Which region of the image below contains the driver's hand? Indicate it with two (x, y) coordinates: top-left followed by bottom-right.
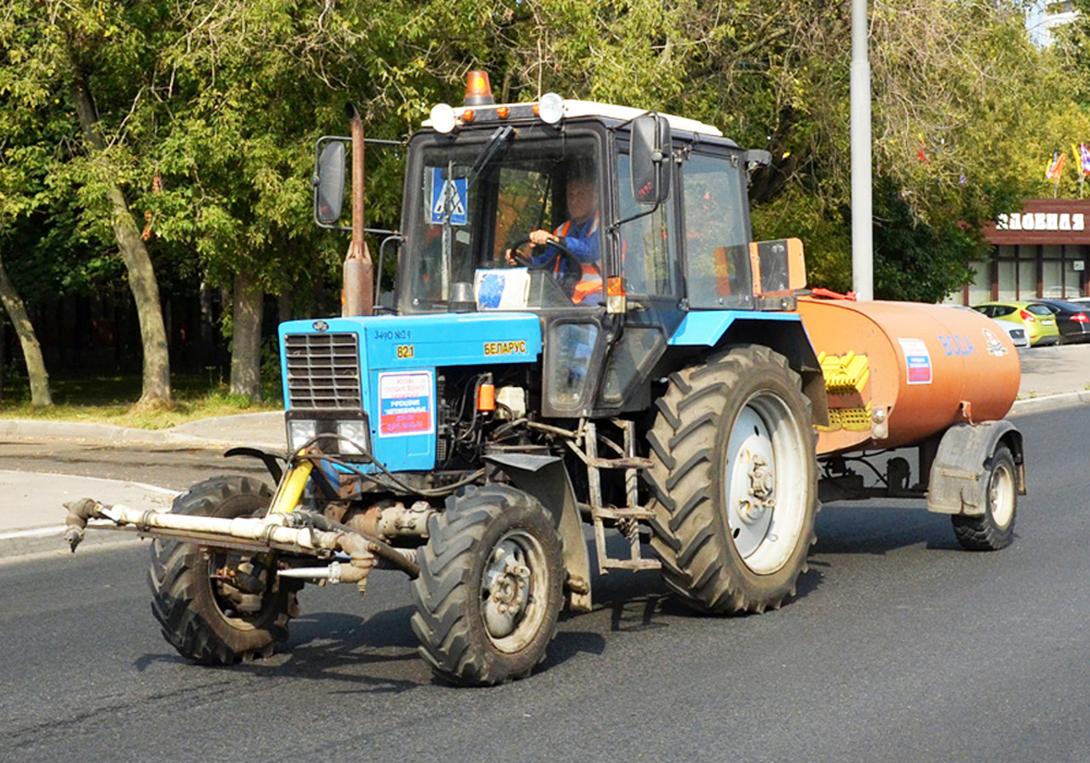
(529, 229), (557, 246)
(504, 248), (522, 266)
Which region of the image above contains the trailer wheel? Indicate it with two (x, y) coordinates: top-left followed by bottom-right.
(646, 345), (818, 614)
(410, 484), (565, 686)
(951, 445), (1016, 551)
(148, 476), (298, 664)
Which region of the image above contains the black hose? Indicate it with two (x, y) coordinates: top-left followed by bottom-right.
(293, 510), (420, 578)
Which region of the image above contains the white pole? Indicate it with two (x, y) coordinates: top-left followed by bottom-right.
(851, 0), (874, 300)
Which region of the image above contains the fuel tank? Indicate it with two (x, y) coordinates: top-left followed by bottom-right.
(796, 296), (1021, 456)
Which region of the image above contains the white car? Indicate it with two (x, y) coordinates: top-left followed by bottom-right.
(947, 304), (1029, 349)
(993, 320), (1030, 349)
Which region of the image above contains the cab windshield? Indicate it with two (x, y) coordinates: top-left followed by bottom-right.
(401, 131), (601, 313)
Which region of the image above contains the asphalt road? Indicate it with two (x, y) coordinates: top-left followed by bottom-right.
(0, 404), (1087, 762)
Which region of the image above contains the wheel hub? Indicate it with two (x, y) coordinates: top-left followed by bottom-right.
(725, 407), (777, 559)
(738, 455), (776, 524)
(482, 541), (532, 639)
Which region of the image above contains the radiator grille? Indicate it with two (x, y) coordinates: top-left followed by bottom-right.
(284, 332), (362, 410)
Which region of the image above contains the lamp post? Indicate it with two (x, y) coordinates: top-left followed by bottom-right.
(851, 0), (874, 301)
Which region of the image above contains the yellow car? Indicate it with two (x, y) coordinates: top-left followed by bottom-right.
(971, 301), (1060, 346)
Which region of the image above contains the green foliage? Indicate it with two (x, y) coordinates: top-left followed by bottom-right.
(871, 178), (976, 303)
(2, 0), (1089, 364)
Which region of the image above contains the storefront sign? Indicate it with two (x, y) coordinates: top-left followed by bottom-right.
(995, 211), (1085, 232)
(984, 199), (1090, 245)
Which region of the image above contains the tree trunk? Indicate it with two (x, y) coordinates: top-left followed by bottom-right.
(69, 72), (171, 409)
(0, 249), (52, 407)
(230, 271), (263, 402)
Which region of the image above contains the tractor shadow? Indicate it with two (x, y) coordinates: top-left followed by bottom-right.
(813, 500), (969, 556)
(133, 506), (964, 687)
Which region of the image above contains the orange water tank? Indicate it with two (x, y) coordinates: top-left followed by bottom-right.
(796, 296), (1021, 456)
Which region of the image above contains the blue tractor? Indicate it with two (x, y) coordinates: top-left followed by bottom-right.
(72, 74), (840, 685)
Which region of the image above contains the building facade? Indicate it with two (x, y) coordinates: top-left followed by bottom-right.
(961, 198), (1090, 304)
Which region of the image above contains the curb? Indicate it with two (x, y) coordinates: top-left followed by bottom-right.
(1010, 390), (1090, 417)
(0, 416), (283, 452)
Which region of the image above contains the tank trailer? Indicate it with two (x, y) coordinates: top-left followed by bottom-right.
(65, 72), (1025, 686)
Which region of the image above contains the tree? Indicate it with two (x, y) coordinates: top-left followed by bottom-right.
(1, 0), (173, 407)
(0, 29), (53, 407)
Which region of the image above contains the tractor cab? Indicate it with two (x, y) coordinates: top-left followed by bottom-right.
(313, 71), (806, 419)
(389, 74), (782, 415)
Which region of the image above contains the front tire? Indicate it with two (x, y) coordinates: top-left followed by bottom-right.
(410, 484), (565, 686)
(646, 345), (818, 614)
(951, 445), (1016, 551)
(149, 476), (299, 664)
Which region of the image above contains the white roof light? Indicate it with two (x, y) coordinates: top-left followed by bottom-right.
(429, 103), (457, 134)
(538, 93), (564, 125)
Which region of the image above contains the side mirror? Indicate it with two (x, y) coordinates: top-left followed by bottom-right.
(314, 139), (346, 226)
(630, 115), (672, 205)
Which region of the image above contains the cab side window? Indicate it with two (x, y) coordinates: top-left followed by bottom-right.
(682, 153), (752, 309)
(615, 153), (676, 297)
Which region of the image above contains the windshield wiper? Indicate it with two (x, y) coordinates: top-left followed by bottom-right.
(467, 125), (514, 186)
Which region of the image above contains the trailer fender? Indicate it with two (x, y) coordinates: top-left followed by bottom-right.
(927, 421), (1025, 516)
(482, 453), (592, 612)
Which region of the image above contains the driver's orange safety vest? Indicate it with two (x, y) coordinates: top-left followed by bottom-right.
(554, 212), (602, 305)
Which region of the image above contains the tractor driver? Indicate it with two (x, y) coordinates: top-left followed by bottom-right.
(506, 171), (602, 305)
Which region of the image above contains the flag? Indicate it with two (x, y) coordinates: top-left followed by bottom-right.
(1080, 144), (1090, 176)
(1072, 144), (1083, 176)
(1047, 151), (1067, 181)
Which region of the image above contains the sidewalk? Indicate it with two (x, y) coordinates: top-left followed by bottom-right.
(0, 345), (1087, 557)
(0, 410), (285, 453)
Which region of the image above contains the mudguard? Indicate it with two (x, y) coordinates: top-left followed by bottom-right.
(482, 452), (592, 612)
(927, 421), (1026, 516)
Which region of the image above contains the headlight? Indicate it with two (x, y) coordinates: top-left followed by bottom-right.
(337, 420), (370, 455)
(537, 93), (564, 125)
(287, 419), (316, 453)
(429, 103), (457, 134)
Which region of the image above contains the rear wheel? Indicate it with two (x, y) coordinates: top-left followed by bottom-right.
(410, 484), (565, 686)
(952, 445), (1016, 551)
(646, 345), (818, 614)
(149, 476), (299, 664)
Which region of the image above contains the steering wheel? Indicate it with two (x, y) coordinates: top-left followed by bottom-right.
(507, 236), (602, 300)
(507, 236), (578, 271)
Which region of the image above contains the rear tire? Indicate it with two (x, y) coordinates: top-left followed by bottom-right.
(646, 345), (818, 614)
(148, 476), (298, 664)
(952, 445), (1016, 551)
(410, 484), (565, 686)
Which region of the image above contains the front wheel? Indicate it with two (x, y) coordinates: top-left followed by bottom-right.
(148, 476), (299, 664)
(410, 484), (565, 686)
(951, 445), (1017, 551)
(646, 345), (818, 614)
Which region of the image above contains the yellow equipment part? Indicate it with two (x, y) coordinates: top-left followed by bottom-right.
(818, 351), (871, 396)
(267, 457), (315, 514)
(818, 403), (873, 432)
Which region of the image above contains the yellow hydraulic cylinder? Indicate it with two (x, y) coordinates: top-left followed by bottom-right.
(267, 457), (315, 515)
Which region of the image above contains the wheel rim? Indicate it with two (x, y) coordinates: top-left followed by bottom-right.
(989, 460), (1016, 529)
(480, 530), (549, 653)
(724, 391), (810, 574)
(206, 550), (266, 630)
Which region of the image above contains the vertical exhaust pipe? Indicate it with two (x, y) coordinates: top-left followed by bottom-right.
(343, 103), (374, 317)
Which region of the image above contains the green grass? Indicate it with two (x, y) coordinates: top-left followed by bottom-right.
(0, 374), (282, 430)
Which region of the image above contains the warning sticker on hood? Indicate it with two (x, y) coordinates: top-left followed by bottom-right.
(378, 371), (434, 437)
